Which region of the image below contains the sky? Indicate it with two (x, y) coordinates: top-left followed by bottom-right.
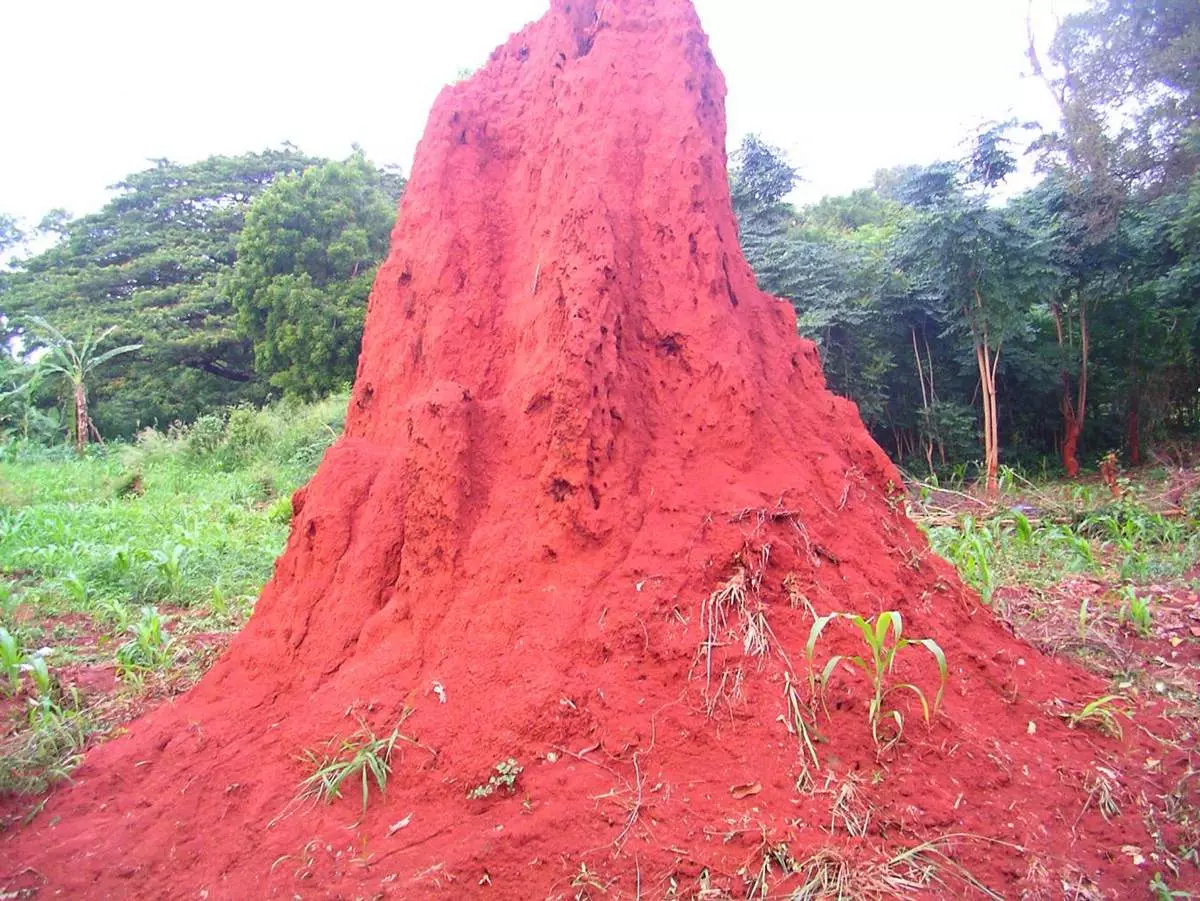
(0, 0), (1085, 227)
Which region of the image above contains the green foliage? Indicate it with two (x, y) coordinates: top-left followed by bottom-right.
(731, 134), (797, 216)
(805, 611), (947, 751)
(0, 213), (24, 257)
(226, 153), (400, 399)
(1117, 586), (1154, 637)
(0, 149), (320, 437)
(0, 626), (21, 695)
(24, 317), (142, 449)
(0, 393), (346, 623)
(467, 758), (524, 799)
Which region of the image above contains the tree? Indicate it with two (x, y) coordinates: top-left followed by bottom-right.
(1029, 0), (1200, 463)
(1034, 0), (1199, 199)
(225, 153), (401, 399)
(27, 318), (142, 451)
(0, 214), (22, 257)
(893, 134), (1054, 495)
(0, 148), (320, 435)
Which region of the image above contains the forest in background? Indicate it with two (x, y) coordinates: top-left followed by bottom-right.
(0, 0), (1197, 493)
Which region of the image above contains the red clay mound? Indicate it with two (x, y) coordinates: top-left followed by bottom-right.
(1, 1), (1171, 898)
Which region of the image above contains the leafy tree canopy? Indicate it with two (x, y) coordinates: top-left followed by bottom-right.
(0, 148), (322, 434)
(224, 153), (401, 400)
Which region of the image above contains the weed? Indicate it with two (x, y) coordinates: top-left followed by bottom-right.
(1082, 766), (1121, 822)
(742, 837), (797, 898)
(0, 701), (89, 794)
(297, 715), (410, 816)
(793, 835), (1006, 900)
(1149, 872), (1192, 900)
(807, 610), (947, 751)
(468, 757), (523, 799)
(1063, 695), (1130, 739)
(697, 565), (776, 713)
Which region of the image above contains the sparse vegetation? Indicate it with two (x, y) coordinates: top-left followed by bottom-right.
(467, 758), (523, 800)
(297, 713), (411, 816)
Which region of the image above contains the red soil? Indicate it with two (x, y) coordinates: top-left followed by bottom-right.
(1, 1), (1183, 897)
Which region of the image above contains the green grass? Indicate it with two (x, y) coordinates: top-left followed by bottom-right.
(920, 479), (1200, 609)
(0, 393), (347, 802)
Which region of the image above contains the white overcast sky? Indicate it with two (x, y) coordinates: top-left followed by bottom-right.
(0, 0), (1084, 226)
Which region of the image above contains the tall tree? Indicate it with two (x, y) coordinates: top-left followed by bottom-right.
(0, 148), (319, 435)
(225, 153), (401, 399)
(0, 214), (22, 258)
(894, 133), (1053, 495)
(1030, 0), (1200, 463)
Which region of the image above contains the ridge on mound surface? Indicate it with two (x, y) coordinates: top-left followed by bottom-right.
(1, 1), (1174, 898)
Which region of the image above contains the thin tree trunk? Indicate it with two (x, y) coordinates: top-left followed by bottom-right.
(1126, 389), (1141, 466)
(74, 381), (89, 453)
(912, 327), (934, 475)
(1053, 296), (1089, 478)
(973, 290), (1000, 497)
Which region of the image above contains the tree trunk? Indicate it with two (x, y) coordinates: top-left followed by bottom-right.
(1052, 296), (1088, 479)
(972, 290), (1001, 497)
(74, 381), (89, 453)
(912, 327), (935, 476)
(1126, 392), (1141, 466)
(974, 339), (1000, 497)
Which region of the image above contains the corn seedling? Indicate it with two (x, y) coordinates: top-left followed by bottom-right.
(807, 610), (947, 751)
(1118, 586), (1154, 638)
(1, 626), (21, 696)
(1064, 695), (1130, 739)
(150, 543), (188, 599)
(926, 517), (998, 605)
(61, 572), (89, 607)
(115, 606), (173, 673)
(467, 757), (523, 799)
(297, 716), (408, 816)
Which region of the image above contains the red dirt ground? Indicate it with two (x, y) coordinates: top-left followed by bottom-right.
(1, 1), (1191, 898)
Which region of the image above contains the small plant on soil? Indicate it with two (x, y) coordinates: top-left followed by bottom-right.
(1, 668), (89, 796)
(1117, 586), (1154, 638)
(1149, 872), (1191, 900)
(1, 626), (22, 695)
(115, 606), (174, 674)
(1063, 694), (1130, 739)
(467, 757), (523, 799)
(297, 715), (407, 815)
(806, 610), (947, 751)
